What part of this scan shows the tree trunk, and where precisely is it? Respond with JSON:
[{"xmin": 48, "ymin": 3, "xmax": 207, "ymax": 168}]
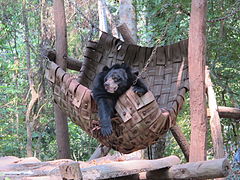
[
  {"xmin": 39, "ymin": 0, "xmax": 48, "ymax": 96},
  {"xmin": 98, "ymin": 0, "xmax": 108, "ymax": 36},
  {"xmin": 119, "ymin": 0, "xmax": 138, "ymax": 42},
  {"xmin": 103, "ymin": 0, "xmax": 119, "ymax": 38},
  {"xmin": 188, "ymin": 0, "xmax": 208, "ymax": 162},
  {"xmin": 53, "ymin": 0, "xmax": 71, "ymax": 159},
  {"xmin": 22, "ymin": 0, "xmax": 34, "ymax": 157}
]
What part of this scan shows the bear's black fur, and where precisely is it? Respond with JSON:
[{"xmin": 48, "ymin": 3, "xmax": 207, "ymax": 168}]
[{"xmin": 92, "ymin": 64, "xmax": 147, "ymax": 136}]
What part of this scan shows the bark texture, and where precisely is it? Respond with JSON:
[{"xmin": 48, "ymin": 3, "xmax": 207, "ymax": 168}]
[
  {"xmin": 53, "ymin": 0, "xmax": 71, "ymax": 159},
  {"xmin": 188, "ymin": 0, "xmax": 208, "ymax": 162}
]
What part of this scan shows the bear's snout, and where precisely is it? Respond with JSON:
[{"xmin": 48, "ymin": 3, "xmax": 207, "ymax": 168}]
[{"xmin": 104, "ymin": 78, "xmax": 118, "ymax": 93}]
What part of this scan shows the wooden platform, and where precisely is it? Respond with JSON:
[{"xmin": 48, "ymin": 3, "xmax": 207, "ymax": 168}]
[{"xmin": 0, "ymin": 155, "xmax": 230, "ymax": 180}]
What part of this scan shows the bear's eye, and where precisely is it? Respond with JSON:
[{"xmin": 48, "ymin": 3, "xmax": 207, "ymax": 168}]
[{"xmin": 112, "ymin": 77, "xmax": 119, "ymax": 82}]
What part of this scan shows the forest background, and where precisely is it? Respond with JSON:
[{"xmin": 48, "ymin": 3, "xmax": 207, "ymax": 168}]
[{"xmin": 0, "ymin": 0, "xmax": 239, "ymax": 178}]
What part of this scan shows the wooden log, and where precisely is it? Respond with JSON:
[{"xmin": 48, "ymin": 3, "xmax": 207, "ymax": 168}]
[
  {"xmin": 89, "ymin": 144, "xmax": 111, "ymax": 161},
  {"xmin": 170, "ymin": 125, "xmax": 190, "ymax": 161},
  {"xmin": 59, "ymin": 162, "xmax": 82, "ymax": 180},
  {"xmin": 47, "ymin": 49, "xmax": 82, "ymax": 71},
  {"xmin": 188, "ymin": 0, "xmax": 208, "ymax": 162},
  {"xmin": 65, "ymin": 56, "xmax": 82, "ymax": 71},
  {"xmin": 117, "ymin": 23, "xmax": 136, "ymax": 44},
  {"xmin": 44, "ymin": 48, "xmax": 82, "ymax": 71},
  {"xmin": 206, "ymin": 68, "xmax": 225, "ymax": 159},
  {"xmin": 218, "ymin": 106, "xmax": 240, "ymax": 119},
  {"xmin": 146, "ymin": 158, "xmax": 230, "ymax": 180},
  {"xmin": 81, "ymin": 155, "xmax": 180, "ymax": 179}
]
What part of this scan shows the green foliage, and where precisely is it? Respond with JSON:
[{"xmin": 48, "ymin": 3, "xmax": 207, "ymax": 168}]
[
  {"xmin": 0, "ymin": 0, "xmax": 100, "ymax": 161},
  {"xmin": 68, "ymin": 122, "xmax": 98, "ymax": 161}
]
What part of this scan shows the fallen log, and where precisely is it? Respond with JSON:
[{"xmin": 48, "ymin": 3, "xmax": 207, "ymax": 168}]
[
  {"xmin": 81, "ymin": 155, "xmax": 180, "ymax": 179},
  {"xmin": 146, "ymin": 158, "xmax": 230, "ymax": 180}
]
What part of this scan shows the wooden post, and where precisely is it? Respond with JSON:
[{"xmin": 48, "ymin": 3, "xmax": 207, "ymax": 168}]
[
  {"xmin": 188, "ymin": 0, "xmax": 208, "ymax": 162},
  {"xmin": 206, "ymin": 68, "xmax": 225, "ymax": 159},
  {"xmin": 53, "ymin": 0, "xmax": 71, "ymax": 159}
]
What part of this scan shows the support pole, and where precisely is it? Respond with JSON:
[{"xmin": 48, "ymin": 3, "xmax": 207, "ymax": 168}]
[
  {"xmin": 206, "ymin": 68, "xmax": 225, "ymax": 159},
  {"xmin": 170, "ymin": 125, "xmax": 190, "ymax": 161},
  {"xmin": 53, "ymin": 0, "xmax": 71, "ymax": 159},
  {"xmin": 188, "ymin": 0, "xmax": 208, "ymax": 162}
]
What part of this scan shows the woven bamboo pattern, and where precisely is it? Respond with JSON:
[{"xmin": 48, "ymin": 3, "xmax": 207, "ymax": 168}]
[{"xmin": 45, "ymin": 32, "xmax": 189, "ymax": 154}]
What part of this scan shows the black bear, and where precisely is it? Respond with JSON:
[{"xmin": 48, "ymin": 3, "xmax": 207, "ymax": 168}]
[{"xmin": 92, "ymin": 64, "xmax": 147, "ymax": 136}]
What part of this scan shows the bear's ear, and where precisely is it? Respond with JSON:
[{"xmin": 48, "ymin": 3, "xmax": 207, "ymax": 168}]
[
  {"xmin": 121, "ymin": 63, "xmax": 131, "ymax": 71},
  {"xmin": 102, "ymin": 66, "xmax": 109, "ymax": 72},
  {"xmin": 133, "ymin": 71, "xmax": 139, "ymax": 76}
]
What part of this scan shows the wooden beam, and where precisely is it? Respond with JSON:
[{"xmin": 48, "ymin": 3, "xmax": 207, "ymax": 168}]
[
  {"xmin": 146, "ymin": 158, "xmax": 230, "ymax": 180},
  {"xmin": 188, "ymin": 0, "xmax": 208, "ymax": 162},
  {"xmin": 170, "ymin": 125, "xmax": 190, "ymax": 161},
  {"xmin": 206, "ymin": 68, "xmax": 225, "ymax": 159},
  {"xmin": 82, "ymin": 155, "xmax": 180, "ymax": 179},
  {"xmin": 117, "ymin": 23, "xmax": 136, "ymax": 44},
  {"xmin": 44, "ymin": 49, "xmax": 82, "ymax": 71},
  {"xmin": 218, "ymin": 106, "xmax": 240, "ymax": 120}
]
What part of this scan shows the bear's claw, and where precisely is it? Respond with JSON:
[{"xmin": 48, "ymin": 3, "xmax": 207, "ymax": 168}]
[
  {"xmin": 101, "ymin": 125, "xmax": 113, "ymax": 137},
  {"xmin": 132, "ymin": 86, "xmax": 147, "ymax": 96}
]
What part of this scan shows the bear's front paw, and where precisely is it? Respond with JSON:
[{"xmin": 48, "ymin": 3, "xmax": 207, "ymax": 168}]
[
  {"xmin": 132, "ymin": 86, "xmax": 147, "ymax": 96},
  {"xmin": 101, "ymin": 125, "xmax": 113, "ymax": 137}
]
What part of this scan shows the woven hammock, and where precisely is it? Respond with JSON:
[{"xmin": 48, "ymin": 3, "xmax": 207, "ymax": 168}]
[{"xmin": 45, "ymin": 32, "xmax": 189, "ymax": 154}]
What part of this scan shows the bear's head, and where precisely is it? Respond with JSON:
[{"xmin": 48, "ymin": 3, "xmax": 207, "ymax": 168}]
[{"xmin": 102, "ymin": 64, "xmax": 132, "ymax": 94}]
